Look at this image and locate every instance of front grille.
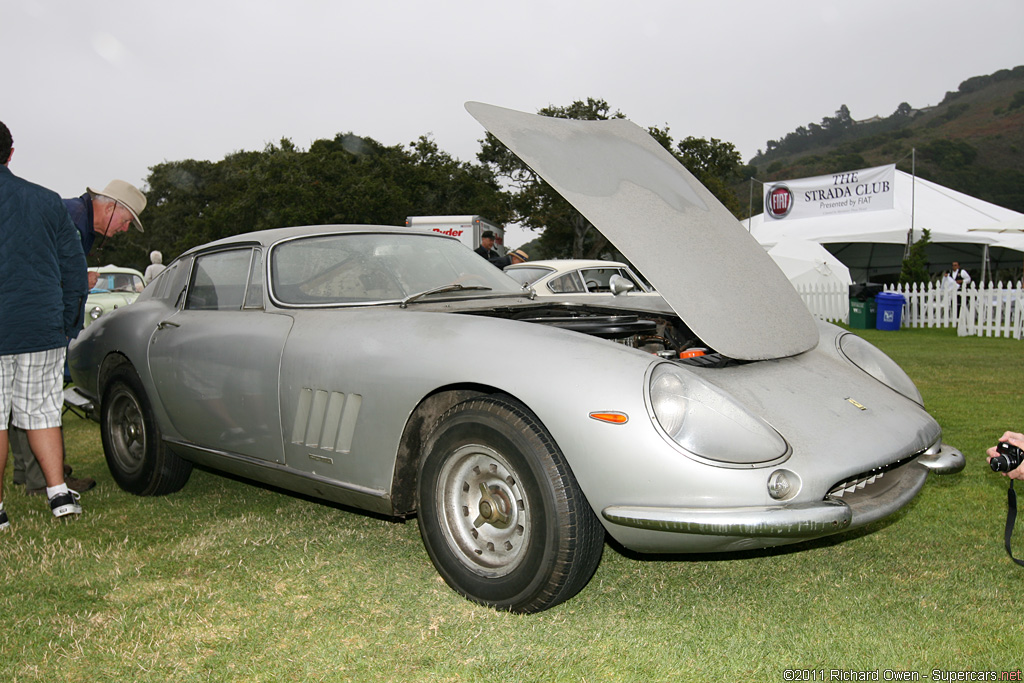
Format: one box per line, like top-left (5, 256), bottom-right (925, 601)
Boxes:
top-left (826, 453), bottom-right (919, 499)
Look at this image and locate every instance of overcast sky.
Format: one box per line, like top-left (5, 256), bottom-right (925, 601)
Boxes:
top-left (5, 0), bottom-right (1024, 247)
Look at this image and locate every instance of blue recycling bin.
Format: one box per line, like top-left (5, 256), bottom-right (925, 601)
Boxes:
top-left (875, 291), bottom-right (905, 331)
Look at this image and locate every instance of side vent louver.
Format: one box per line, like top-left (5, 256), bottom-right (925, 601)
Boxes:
top-left (291, 388), bottom-right (362, 453)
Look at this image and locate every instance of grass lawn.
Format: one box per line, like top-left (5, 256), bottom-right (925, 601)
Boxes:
top-left (1, 326), bottom-right (1022, 682)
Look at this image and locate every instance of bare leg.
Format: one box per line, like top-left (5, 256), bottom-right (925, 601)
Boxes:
top-left (25, 427), bottom-right (66, 488)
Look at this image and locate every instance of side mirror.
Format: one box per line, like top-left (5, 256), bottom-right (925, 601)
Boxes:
top-left (609, 274), bottom-right (635, 296)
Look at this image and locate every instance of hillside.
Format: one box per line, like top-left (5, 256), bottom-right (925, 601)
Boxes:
top-left (743, 66), bottom-right (1024, 218)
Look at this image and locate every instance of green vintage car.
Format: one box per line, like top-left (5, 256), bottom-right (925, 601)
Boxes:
top-left (84, 266), bottom-right (146, 327)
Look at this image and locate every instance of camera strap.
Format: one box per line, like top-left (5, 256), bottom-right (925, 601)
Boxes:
top-left (1006, 481), bottom-right (1024, 567)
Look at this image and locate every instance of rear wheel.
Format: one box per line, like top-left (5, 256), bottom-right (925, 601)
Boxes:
top-left (101, 365), bottom-right (192, 495)
top-left (417, 395), bottom-right (604, 613)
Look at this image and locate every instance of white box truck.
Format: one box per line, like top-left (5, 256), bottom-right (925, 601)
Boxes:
top-left (405, 215), bottom-right (506, 255)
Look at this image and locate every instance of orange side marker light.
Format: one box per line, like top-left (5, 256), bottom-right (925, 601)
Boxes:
top-left (589, 412), bottom-right (629, 424)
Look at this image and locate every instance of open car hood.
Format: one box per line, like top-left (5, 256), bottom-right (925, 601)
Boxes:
top-left (466, 102), bottom-right (818, 361)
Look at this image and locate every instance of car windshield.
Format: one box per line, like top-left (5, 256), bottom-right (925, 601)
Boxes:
top-left (270, 232), bottom-right (524, 306)
top-left (91, 272), bottom-right (144, 294)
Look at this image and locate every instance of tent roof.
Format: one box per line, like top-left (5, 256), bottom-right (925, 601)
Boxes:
top-left (767, 238), bottom-right (853, 287)
top-left (746, 171), bottom-right (1023, 248)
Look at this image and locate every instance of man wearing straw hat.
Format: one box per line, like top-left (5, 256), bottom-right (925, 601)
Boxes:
top-left (11, 180), bottom-right (147, 495)
top-left (66, 180), bottom-right (146, 288)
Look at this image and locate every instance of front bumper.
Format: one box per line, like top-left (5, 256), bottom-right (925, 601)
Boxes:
top-left (602, 443), bottom-right (964, 539)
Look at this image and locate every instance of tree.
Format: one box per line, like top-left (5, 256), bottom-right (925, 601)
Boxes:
top-left (671, 136), bottom-right (744, 215)
top-left (892, 102), bottom-right (914, 118)
top-left (96, 133), bottom-right (509, 271)
top-left (899, 228), bottom-right (932, 284)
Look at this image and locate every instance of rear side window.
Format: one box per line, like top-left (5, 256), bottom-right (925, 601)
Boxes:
top-left (547, 272), bottom-right (585, 294)
top-left (505, 266), bottom-right (552, 287)
top-left (141, 259), bottom-right (189, 305)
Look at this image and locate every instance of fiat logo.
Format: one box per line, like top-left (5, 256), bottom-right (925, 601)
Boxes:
top-left (766, 184), bottom-right (793, 219)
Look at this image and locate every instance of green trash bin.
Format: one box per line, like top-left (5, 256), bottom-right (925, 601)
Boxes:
top-left (849, 298), bottom-right (877, 329)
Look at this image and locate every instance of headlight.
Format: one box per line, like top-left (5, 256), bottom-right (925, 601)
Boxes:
top-left (838, 333), bottom-right (922, 405)
top-left (648, 364), bottom-right (788, 466)
top-left (88, 305), bottom-right (104, 321)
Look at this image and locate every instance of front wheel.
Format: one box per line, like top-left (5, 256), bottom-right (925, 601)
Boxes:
top-left (101, 365), bottom-right (192, 496)
top-left (417, 395), bottom-right (604, 613)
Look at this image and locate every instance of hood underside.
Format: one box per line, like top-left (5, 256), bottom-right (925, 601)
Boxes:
top-left (466, 102), bottom-right (818, 361)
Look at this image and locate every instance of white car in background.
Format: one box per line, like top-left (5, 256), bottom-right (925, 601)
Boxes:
top-left (85, 266), bottom-right (146, 327)
top-left (505, 259), bottom-right (659, 297)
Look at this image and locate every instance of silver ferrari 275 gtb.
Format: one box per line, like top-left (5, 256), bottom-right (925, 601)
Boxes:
top-left (67, 103), bottom-right (964, 613)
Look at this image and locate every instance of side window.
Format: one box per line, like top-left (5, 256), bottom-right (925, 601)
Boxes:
top-left (185, 249), bottom-right (253, 311)
top-left (243, 248), bottom-right (264, 310)
top-left (547, 272), bottom-right (585, 294)
top-left (579, 268), bottom-right (622, 293)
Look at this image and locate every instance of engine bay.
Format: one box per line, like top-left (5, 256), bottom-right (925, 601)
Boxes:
top-left (471, 302), bottom-right (739, 367)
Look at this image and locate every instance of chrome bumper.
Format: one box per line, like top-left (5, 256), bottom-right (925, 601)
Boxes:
top-left (603, 499), bottom-right (853, 538)
top-left (602, 443), bottom-right (963, 538)
top-left (916, 442), bottom-right (965, 475)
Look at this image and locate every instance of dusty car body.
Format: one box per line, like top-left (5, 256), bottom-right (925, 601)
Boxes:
top-left (504, 259), bottom-right (659, 297)
top-left (68, 103), bottom-right (963, 613)
top-left (84, 266), bottom-right (146, 327)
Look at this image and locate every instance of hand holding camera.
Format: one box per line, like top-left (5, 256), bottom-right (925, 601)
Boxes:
top-left (986, 432), bottom-right (1024, 568)
top-left (990, 441), bottom-right (1024, 473)
top-left (987, 432), bottom-right (1024, 480)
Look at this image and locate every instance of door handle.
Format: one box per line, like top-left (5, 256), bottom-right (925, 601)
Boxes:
top-left (157, 320), bottom-right (181, 329)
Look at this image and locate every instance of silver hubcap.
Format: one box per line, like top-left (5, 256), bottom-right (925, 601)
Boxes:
top-left (107, 388), bottom-right (147, 475)
top-left (437, 445), bottom-right (530, 577)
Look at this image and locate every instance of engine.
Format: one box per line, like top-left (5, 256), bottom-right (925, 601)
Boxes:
top-left (505, 304), bottom-right (725, 364)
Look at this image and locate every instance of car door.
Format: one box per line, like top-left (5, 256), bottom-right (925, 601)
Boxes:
top-left (147, 246), bottom-right (292, 463)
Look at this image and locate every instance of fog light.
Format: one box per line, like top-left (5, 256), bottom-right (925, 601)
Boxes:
top-left (767, 470), bottom-right (797, 500)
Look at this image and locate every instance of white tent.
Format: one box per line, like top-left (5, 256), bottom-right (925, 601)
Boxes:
top-left (767, 238), bottom-right (852, 289)
top-left (993, 233), bottom-right (1024, 251)
top-left (970, 215), bottom-right (1024, 234)
top-left (745, 170), bottom-right (1024, 282)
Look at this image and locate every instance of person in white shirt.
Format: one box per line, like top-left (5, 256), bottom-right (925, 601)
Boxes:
top-left (948, 261), bottom-right (971, 290)
top-left (943, 261), bottom-right (972, 319)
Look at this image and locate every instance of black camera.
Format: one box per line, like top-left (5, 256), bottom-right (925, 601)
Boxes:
top-left (990, 441), bottom-right (1024, 473)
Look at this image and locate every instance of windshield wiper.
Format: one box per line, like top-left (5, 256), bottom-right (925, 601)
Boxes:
top-left (400, 283), bottom-right (492, 308)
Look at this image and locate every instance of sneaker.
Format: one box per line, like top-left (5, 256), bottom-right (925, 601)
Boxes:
top-left (0, 508), bottom-right (9, 530)
top-left (49, 490), bottom-right (82, 518)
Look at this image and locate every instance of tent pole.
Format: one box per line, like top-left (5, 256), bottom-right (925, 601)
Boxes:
top-left (905, 148), bottom-right (916, 260)
top-left (747, 178), bottom-right (754, 232)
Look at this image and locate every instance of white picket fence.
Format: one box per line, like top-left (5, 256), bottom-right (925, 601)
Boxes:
top-left (885, 281), bottom-right (1024, 339)
top-left (793, 282), bottom-right (850, 324)
top-left (791, 281), bottom-right (1024, 339)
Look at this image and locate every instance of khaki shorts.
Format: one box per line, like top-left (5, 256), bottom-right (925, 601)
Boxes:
top-left (0, 347), bottom-right (66, 431)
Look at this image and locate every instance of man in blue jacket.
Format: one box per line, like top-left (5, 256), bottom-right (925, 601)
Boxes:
top-left (10, 177), bottom-right (146, 495)
top-left (0, 120), bottom-right (90, 527)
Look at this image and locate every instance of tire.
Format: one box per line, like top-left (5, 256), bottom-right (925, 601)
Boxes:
top-left (101, 365), bottom-right (192, 496)
top-left (416, 395), bottom-right (604, 613)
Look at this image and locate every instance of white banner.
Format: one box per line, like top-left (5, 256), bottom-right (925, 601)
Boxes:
top-left (764, 164), bottom-right (895, 221)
